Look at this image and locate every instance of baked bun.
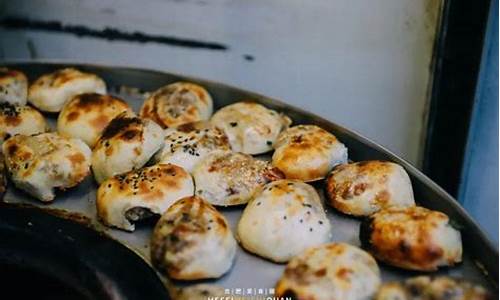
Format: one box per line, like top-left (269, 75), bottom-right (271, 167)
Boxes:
top-left (91, 113), bottom-right (164, 183)
top-left (140, 82), bottom-right (213, 128)
top-left (154, 121), bottom-right (231, 173)
top-left (275, 243), bottom-right (381, 300)
top-left (97, 163), bottom-right (194, 231)
top-left (58, 93), bottom-right (133, 147)
top-left (151, 195), bottom-right (237, 280)
top-left (0, 103), bottom-right (48, 144)
top-left (326, 161), bottom-right (415, 216)
top-left (375, 276), bottom-right (491, 300)
top-left (0, 68), bottom-right (28, 105)
top-left (173, 284), bottom-right (226, 300)
top-left (272, 125), bottom-right (347, 182)
top-left (211, 102), bottom-right (291, 154)
top-left (2, 133), bottom-right (91, 202)
top-left (28, 68), bottom-right (106, 112)
top-left (237, 179), bottom-right (331, 262)
top-left (360, 206), bottom-right (462, 271)
top-left (192, 151), bottom-right (284, 206)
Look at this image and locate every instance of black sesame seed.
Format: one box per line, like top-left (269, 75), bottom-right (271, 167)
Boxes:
top-left (283, 216), bottom-right (287, 220)
top-left (309, 228), bottom-right (313, 232)
top-left (319, 220), bottom-right (323, 225)
top-left (256, 202), bottom-right (261, 206)
top-left (299, 219), bottom-right (303, 223)
top-left (266, 141), bottom-right (272, 146)
top-left (230, 122), bottom-right (238, 127)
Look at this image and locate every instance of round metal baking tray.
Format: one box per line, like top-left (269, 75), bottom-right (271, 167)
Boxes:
top-left (3, 61), bottom-right (498, 298)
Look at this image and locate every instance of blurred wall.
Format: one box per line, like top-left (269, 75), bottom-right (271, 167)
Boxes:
top-left (0, 0), bottom-right (441, 165)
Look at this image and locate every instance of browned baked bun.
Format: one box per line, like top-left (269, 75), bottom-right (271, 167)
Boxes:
top-left (28, 68), bottom-right (106, 112)
top-left (140, 82), bottom-right (213, 128)
top-left (2, 133), bottom-right (91, 202)
top-left (326, 161), bottom-right (415, 216)
top-left (192, 151), bottom-right (284, 206)
top-left (154, 121), bottom-right (231, 173)
top-left (96, 163), bottom-right (194, 231)
top-left (210, 101), bottom-right (291, 154)
top-left (237, 179), bottom-right (331, 263)
top-left (0, 103), bottom-right (49, 145)
top-left (0, 68), bottom-right (28, 105)
top-left (375, 276), bottom-right (492, 300)
top-left (275, 243), bottom-right (381, 300)
top-left (58, 93), bottom-right (133, 147)
top-left (272, 124), bottom-right (348, 182)
top-left (151, 195), bottom-right (236, 280)
top-left (360, 206), bottom-right (462, 271)
top-left (91, 112), bottom-right (164, 183)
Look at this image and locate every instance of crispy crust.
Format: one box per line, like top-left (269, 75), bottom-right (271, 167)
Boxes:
top-left (192, 151), bottom-right (285, 206)
top-left (58, 93), bottom-right (132, 147)
top-left (272, 124), bottom-right (347, 182)
top-left (325, 161), bottom-right (415, 216)
top-left (2, 133), bottom-right (91, 202)
top-left (210, 101), bottom-right (291, 155)
top-left (0, 103), bottom-right (48, 144)
top-left (360, 206), bottom-right (462, 271)
top-left (96, 163), bottom-right (194, 231)
top-left (91, 112), bottom-right (164, 183)
top-left (0, 68), bottom-right (28, 105)
top-left (275, 243), bottom-right (381, 300)
top-left (154, 121), bottom-right (231, 173)
top-left (375, 276), bottom-right (492, 300)
top-left (151, 195), bottom-right (236, 280)
top-left (140, 82), bottom-right (213, 128)
top-left (28, 68), bottom-right (106, 112)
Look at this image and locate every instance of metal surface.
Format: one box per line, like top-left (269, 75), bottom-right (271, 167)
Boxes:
top-left (2, 61), bottom-right (498, 296)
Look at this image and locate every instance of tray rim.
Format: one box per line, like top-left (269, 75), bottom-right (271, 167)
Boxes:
top-left (2, 59), bottom-right (498, 278)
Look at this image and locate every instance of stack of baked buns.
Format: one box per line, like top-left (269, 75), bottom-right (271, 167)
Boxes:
top-left (0, 67), bottom-right (490, 300)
